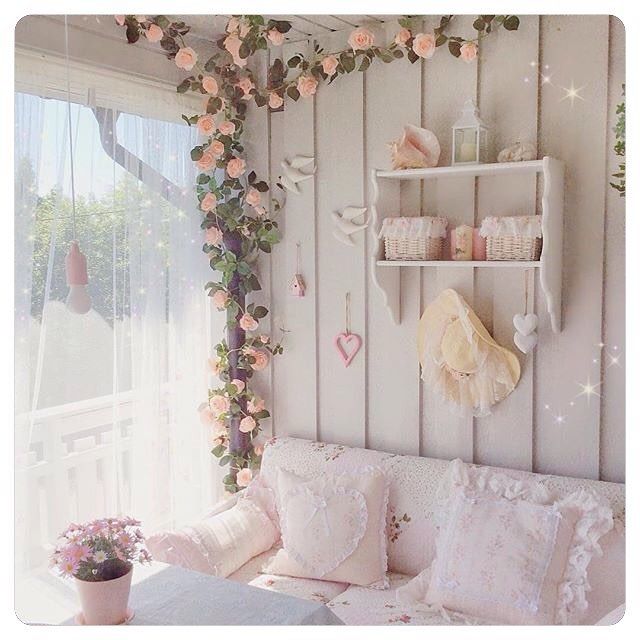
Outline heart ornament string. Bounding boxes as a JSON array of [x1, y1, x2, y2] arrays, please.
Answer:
[[333, 292, 362, 367]]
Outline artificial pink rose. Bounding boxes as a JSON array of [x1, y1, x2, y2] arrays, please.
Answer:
[[268, 92, 284, 109], [201, 193, 218, 213], [208, 358, 221, 375], [210, 140, 225, 157], [348, 27, 375, 51], [210, 394, 231, 415], [259, 334, 269, 344], [248, 396, 265, 413], [297, 75, 318, 98], [412, 33, 436, 59], [459, 42, 478, 63], [267, 28, 285, 46], [254, 443, 264, 457], [231, 378, 245, 392], [226, 16, 240, 33], [202, 76, 219, 95], [247, 348, 269, 371], [253, 205, 267, 217], [199, 407, 215, 425], [114, 15, 125, 26], [236, 76, 254, 97], [245, 187, 261, 207], [218, 120, 236, 136], [395, 28, 411, 45], [227, 157, 246, 179], [212, 418, 226, 433], [205, 226, 223, 246], [321, 55, 339, 77], [239, 313, 259, 331], [211, 290, 229, 310], [239, 415, 256, 433], [196, 149, 216, 171], [236, 468, 253, 487], [175, 47, 198, 71], [145, 24, 163, 42], [224, 34, 247, 67], [197, 114, 216, 137]]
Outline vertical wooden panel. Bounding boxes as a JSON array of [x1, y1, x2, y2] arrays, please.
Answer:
[[271, 40, 318, 440], [244, 50, 273, 435], [600, 16, 625, 482], [421, 16, 477, 462], [365, 22, 421, 455], [267, 77, 284, 436], [535, 15, 609, 479], [474, 16, 540, 471], [315, 31, 366, 447]]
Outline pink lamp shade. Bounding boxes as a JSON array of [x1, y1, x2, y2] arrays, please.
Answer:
[[65, 241, 88, 285]]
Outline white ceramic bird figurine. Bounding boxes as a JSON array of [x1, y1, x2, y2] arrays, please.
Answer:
[[279, 155, 315, 194], [331, 207, 369, 246]]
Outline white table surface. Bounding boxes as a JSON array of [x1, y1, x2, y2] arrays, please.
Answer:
[[57, 562, 343, 626]]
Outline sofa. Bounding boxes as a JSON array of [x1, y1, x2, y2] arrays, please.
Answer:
[[165, 436, 626, 625]]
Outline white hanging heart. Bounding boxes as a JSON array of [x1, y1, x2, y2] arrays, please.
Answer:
[[280, 485, 367, 578], [514, 330, 538, 354], [513, 313, 538, 336]]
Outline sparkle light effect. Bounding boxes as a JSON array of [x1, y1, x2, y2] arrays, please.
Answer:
[[559, 82, 586, 106], [542, 341, 623, 428], [576, 378, 601, 405], [522, 63, 587, 109]]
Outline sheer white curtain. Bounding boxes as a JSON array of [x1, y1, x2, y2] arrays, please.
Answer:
[[15, 84, 222, 585]]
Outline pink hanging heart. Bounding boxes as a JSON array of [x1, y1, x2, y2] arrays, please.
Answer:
[[334, 332, 362, 367]]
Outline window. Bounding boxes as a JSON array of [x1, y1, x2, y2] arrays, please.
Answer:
[[15, 54, 221, 615]]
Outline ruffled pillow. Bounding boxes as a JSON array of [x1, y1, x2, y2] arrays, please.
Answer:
[[147, 494, 279, 578], [264, 466, 390, 588], [398, 459, 613, 624]]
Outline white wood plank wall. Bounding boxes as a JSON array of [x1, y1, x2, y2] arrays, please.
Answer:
[[252, 15, 625, 481]]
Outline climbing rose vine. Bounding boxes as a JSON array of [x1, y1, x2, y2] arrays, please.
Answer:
[[117, 14, 520, 492]]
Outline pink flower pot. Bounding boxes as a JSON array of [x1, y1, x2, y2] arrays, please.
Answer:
[[75, 565, 133, 624]]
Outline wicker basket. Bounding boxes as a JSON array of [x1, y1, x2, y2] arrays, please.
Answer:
[[486, 236, 542, 261], [384, 236, 443, 261], [379, 216, 447, 261], [480, 216, 542, 261]]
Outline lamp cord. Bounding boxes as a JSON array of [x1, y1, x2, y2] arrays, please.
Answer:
[[64, 15, 78, 240]]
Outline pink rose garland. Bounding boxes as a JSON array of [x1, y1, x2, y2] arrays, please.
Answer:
[[175, 46, 198, 71], [460, 42, 478, 63], [348, 27, 375, 51], [413, 33, 436, 59]]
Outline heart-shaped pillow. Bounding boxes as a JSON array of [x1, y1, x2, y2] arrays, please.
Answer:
[[265, 467, 391, 587], [280, 485, 368, 578]]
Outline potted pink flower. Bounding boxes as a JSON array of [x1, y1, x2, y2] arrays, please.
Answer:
[[50, 517, 152, 624]]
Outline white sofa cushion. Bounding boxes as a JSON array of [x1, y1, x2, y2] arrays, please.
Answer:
[[327, 572, 488, 625], [228, 548, 350, 604]]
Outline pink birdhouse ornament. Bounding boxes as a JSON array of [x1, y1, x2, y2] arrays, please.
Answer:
[[290, 274, 306, 297]]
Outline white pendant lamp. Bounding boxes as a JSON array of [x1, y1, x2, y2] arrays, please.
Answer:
[[63, 15, 92, 315]]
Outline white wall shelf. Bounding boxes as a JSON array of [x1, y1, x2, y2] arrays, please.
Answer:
[[375, 159, 546, 181], [369, 156, 564, 332], [376, 260, 541, 268]]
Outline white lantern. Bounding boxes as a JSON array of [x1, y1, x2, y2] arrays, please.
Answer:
[[451, 99, 488, 165]]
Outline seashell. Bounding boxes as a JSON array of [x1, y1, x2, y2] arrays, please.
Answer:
[[497, 141, 537, 163], [389, 125, 440, 170]]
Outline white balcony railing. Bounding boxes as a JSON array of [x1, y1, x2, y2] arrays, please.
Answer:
[[16, 392, 138, 571]]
